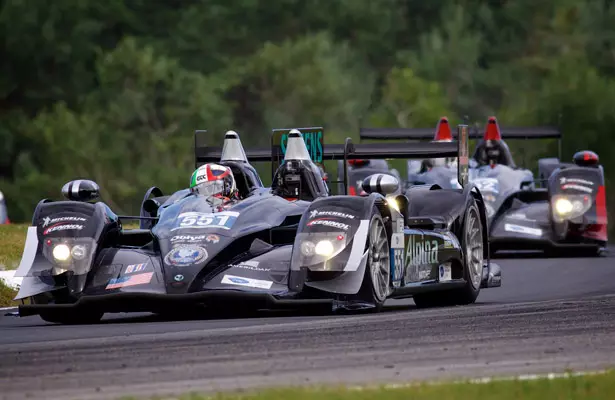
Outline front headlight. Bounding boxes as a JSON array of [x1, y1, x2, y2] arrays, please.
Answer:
[[315, 240, 335, 256], [554, 198, 573, 215], [71, 244, 88, 260], [292, 232, 349, 269], [552, 194, 592, 222], [37, 237, 97, 276], [52, 244, 71, 261]]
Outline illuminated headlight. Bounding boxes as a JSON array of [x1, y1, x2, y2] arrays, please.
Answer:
[[293, 232, 349, 269], [315, 240, 334, 256], [52, 244, 71, 261], [554, 198, 573, 215], [71, 244, 87, 260], [552, 195, 592, 222]]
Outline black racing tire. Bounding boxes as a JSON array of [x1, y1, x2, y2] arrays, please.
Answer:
[[450, 199, 483, 305], [39, 310, 104, 325], [353, 211, 391, 312], [413, 199, 483, 308]]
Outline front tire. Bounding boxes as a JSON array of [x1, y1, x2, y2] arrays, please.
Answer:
[[354, 212, 391, 312]]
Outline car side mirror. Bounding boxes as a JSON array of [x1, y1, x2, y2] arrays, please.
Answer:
[[361, 174, 400, 196], [61, 180, 100, 202]]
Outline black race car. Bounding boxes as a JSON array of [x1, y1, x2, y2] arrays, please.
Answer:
[[14, 126, 501, 324], [364, 117, 608, 256]]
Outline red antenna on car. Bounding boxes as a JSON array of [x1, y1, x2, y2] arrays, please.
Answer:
[[433, 116, 453, 141], [484, 116, 502, 141]]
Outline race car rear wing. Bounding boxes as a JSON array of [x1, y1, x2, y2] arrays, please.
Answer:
[[360, 125, 562, 160], [360, 126, 561, 140], [194, 124, 471, 194], [360, 127, 436, 140]]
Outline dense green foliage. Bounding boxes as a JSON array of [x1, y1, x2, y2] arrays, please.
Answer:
[[2, 0, 615, 229]]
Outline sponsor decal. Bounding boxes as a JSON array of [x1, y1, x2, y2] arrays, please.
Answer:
[[172, 211, 239, 231], [230, 260, 270, 272], [309, 210, 355, 219], [390, 248, 404, 287], [418, 267, 431, 281], [206, 234, 220, 244], [221, 274, 273, 289], [391, 233, 404, 249], [125, 263, 147, 274], [171, 234, 207, 243], [474, 177, 499, 194], [106, 272, 154, 290], [196, 173, 208, 183], [507, 212, 536, 222], [41, 216, 86, 227], [174, 274, 184, 282], [395, 218, 404, 234], [561, 184, 593, 193], [406, 235, 439, 267], [306, 219, 350, 230], [164, 245, 208, 266], [439, 263, 452, 282], [504, 223, 542, 237], [43, 223, 85, 235], [560, 177, 594, 186]]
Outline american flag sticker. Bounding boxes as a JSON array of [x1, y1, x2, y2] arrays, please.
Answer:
[[125, 263, 147, 274], [106, 272, 154, 290]]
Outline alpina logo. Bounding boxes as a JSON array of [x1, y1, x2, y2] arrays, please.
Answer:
[[405, 235, 439, 266]]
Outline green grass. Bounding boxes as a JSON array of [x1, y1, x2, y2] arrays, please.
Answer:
[[0, 223, 29, 270], [132, 371, 614, 400], [0, 280, 17, 307]]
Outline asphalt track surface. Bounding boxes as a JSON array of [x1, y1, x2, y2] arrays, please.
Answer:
[[1, 253, 615, 400]]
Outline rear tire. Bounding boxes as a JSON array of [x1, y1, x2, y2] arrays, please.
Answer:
[[354, 212, 391, 312]]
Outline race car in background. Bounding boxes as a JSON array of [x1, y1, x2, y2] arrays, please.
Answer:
[[0, 190, 9, 224], [336, 159, 402, 196], [360, 117, 461, 190], [359, 116, 607, 256], [14, 125, 501, 324], [472, 117, 607, 256]]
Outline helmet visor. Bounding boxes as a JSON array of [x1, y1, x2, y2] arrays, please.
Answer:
[[193, 180, 225, 197]]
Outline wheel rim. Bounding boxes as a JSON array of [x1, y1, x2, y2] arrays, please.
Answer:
[[369, 217, 390, 302], [466, 207, 484, 289]]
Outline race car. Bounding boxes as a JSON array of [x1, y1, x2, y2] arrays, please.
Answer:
[[471, 117, 607, 256], [0, 190, 9, 224], [360, 117, 461, 190], [363, 116, 608, 256], [14, 126, 501, 324]]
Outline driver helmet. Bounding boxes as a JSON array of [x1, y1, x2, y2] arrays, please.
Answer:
[[190, 163, 237, 198], [484, 140, 501, 166]]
